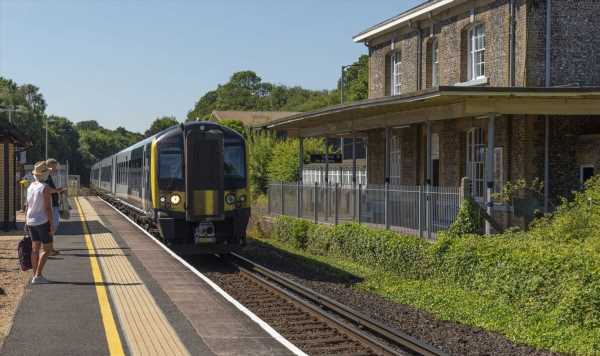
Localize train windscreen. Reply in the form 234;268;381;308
224;136;246;189
158;134;184;190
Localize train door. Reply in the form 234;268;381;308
112;156;116;195
184;126;224;221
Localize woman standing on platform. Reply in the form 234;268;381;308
25;161;54;284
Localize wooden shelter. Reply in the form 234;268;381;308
0;121;30;231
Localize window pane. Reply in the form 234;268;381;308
224;141;245;180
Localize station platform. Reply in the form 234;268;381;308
1;196;296;356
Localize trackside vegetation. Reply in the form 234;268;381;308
263;177;600;354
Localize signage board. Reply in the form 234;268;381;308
309;153;342;164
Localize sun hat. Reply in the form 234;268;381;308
32;161;49;181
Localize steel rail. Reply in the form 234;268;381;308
227;252;447;356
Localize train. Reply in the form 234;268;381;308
90;121;250;254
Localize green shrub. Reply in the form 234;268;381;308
447;198;483;235
306;223;333;256
271;215;311;249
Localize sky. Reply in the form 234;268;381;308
0;0;420;133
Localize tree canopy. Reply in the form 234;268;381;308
187;54;368;121
145;116;179;137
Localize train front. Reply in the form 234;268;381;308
153;122;250;254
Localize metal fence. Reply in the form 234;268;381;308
268;182;462;238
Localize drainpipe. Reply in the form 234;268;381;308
417;27;423;91
509;0;516;87
544;0;551;213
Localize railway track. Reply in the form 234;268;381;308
216;253;447;356
99;195;446;356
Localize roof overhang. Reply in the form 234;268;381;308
353;0;467;43
265;87;600;137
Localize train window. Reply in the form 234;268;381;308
158;134;184;188
224;137;246;188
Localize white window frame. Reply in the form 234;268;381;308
468;24;485;81
391;51;402;95
466;127;485;200
431;39;439;87
580;165;595;185
493;147;503;194
389;135;402;186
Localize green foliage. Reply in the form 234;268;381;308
341;55;369;103
492;178;544;204
447;198;483;235
186;58;368;121
0;77;47;163
266;137;325;183
247;131;276;196
144;116;178;137
265;178;600;354
272;216;311;249
267;139;299;183
218;119;246;138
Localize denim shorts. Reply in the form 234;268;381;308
27;222;53;244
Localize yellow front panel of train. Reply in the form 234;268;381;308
193;190;217;216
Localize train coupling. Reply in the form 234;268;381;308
194;222;216;244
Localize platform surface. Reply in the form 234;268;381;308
1;196;293;356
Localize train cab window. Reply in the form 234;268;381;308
158;134;184;189
224;136;246;188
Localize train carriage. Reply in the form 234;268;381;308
90;121;250;254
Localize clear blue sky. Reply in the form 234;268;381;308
0;0;420;133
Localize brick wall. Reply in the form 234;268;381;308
367;0;600;97
366;129;385;184
527;0;600;87
368;0;516;98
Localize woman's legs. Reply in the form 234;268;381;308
31;241;41;275
35;242;52;277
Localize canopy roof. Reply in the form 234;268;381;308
265;87;600;137
211;110;300;127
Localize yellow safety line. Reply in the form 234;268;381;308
74;197;125;356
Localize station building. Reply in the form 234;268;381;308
265;0;600;230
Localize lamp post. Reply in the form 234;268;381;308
340;63;363;104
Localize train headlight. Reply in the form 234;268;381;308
225;193;236;205
170;194;181;205
160;196;166;203
238;195;247;203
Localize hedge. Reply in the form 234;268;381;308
269;176;600;343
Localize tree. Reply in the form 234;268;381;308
76;120;101;131
187;90;217;121
214;71;263;111
218;119;246;138
145;116;178;137
342;55;369;102
247;131;276;195
47;115;82;173
0;78;47;162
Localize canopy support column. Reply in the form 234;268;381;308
485;113;496;235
